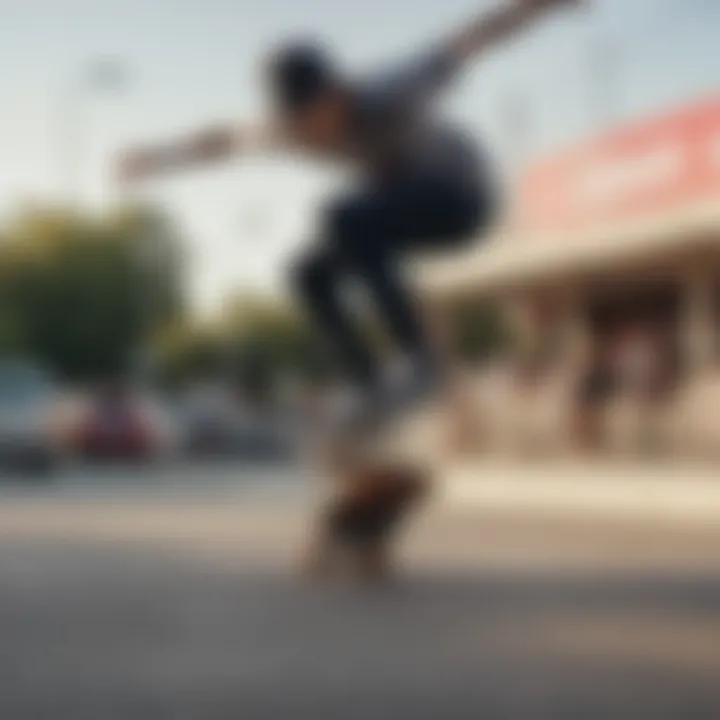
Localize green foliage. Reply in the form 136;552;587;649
0;205;506;388
0;205;185;381
151;292;332;394
447;301;508;364
153;322;227;387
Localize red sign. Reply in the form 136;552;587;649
518;96;720;236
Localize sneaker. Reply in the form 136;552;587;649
315;356;443;439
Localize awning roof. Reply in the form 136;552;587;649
418;200;720;301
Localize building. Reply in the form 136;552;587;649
423;96;720;457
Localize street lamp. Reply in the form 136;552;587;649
57;57;128;207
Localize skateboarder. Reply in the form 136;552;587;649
120;0;579;428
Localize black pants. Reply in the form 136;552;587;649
292;170;497;387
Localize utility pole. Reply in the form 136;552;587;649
57;58;128;207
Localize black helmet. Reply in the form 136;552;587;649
267;41;339;115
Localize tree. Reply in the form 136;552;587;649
149;293;330;396
152;322;227;387
221;293;331;396
0;205;186;381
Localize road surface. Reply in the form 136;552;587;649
1;464;719;719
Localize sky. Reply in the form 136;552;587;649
0;0;718;313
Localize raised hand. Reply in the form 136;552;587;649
448;0;587;63
117;126;245;183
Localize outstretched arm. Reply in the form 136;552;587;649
446;0;582;64
382;0;583;105
117;122;285;183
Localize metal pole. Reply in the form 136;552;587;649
58;59;127;208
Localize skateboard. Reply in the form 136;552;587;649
302;386;434;584
301;429;431;584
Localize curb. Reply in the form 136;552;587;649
440;462;720;526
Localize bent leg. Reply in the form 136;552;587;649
326;171;491;363
291;244;379;388
326;196;431;363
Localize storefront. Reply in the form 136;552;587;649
422;96;720;456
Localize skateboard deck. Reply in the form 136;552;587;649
302;461;430;583
301;416;434;584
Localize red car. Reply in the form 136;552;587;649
70;385;159;461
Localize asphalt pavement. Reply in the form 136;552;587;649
1;463;719;719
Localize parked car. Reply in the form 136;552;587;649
0;360;63;476
67;383;174;462
179;384;293;461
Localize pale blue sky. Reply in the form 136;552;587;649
0;0;718;312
